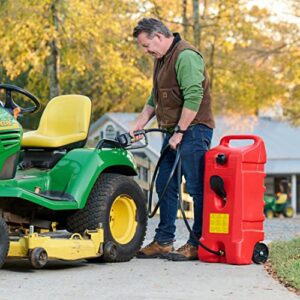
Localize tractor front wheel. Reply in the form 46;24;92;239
0;217;9;268
264;209;274;219
66;173;147;262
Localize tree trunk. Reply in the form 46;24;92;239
209;36;216;91
192;0;200;48
201;0;208;18
49;0;60;99
182;0;188;38
208;1;223;91
198;0;208;50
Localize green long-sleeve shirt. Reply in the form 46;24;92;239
147;49;205;112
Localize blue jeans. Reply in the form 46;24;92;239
154;124;213;246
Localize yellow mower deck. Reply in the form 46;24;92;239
7;228;104;269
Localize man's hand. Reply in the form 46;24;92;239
130;104;155;142
130;125;144;142
169;132;183;150
168;107;197;149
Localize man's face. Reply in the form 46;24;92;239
137;32;166;58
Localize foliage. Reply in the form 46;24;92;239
269;237;300;291
148;0;299;120
0;0;298;127
0;0;151;126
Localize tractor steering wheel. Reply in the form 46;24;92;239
0;83;40;115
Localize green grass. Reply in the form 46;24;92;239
269;237;300;291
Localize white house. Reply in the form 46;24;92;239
88;113;300;214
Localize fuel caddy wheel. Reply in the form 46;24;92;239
252;242;268;264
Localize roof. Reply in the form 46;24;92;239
213;116;300;174
213;116;300;160
90;113;300;175
89;113;163;163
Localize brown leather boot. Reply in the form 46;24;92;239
136;241;174;258
166;243;198;261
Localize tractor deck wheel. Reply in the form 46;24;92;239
29;247;48;269
66;173;147;262
0;217;9;269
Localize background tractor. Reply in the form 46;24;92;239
264;193;294;218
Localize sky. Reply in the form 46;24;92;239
249;0;299;24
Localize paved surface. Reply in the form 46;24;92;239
145;215;300;245
264;216;300;241
0;216;299;300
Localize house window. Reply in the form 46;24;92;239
137;166;142;180
142;167;148;182
105;124;116;139
183;200;191;211
136;166;149;182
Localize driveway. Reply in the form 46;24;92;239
0;217;299;300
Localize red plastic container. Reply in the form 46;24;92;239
198;135;267;264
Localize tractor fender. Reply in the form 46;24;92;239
0;148;137;211
48;148;137;209
48;149;137;209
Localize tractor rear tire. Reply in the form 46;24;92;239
66;173;147;262
0;217;9;268
283;205;294;218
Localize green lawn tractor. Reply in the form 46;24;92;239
0;84;147;269
264;193;294;219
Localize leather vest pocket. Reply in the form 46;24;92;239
157;88;183;126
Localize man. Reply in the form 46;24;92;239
132;18;215;261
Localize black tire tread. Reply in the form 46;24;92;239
66;173;147;262
0;217;9;269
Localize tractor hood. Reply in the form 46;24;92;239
0;107;21;131
0;107;22;179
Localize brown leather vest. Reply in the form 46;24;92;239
153;40;215;129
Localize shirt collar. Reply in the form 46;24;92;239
162;33;181;60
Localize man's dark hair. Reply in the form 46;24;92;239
133;18;172;38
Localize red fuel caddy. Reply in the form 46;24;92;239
199;135;267;264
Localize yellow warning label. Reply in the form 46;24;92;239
209;213;229;234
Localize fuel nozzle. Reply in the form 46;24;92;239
116;132;133;148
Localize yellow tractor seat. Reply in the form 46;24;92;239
276;192;288;204
22;95;91;149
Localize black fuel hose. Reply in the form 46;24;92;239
175;144;224;257
144;132;224;257
148;144;179;218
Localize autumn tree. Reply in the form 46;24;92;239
0;0;152;125
147;0;296;119
0;0;298;126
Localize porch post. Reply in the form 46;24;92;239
291;174;297;213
